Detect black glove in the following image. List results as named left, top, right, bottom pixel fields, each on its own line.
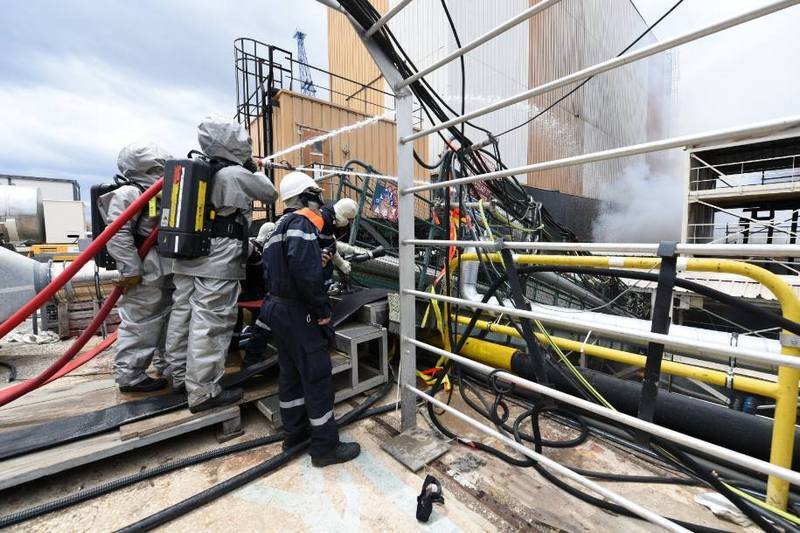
left=416, top=475, right=444, bottom=522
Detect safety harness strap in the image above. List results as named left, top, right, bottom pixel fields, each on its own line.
left=210, top=214, right=246, bottom=241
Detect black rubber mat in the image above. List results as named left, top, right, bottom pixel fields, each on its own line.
left=331, top=289, right=390, bottom=328
left=0, top=393, right=186, bottom=461
left=0, top=359, right=278, bottom=462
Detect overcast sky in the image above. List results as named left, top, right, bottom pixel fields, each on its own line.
left=633, top=0, right=800, bottom=133
left=0, top=0, right=328, bottom=197
left=0, top=0, right=798, bottom=203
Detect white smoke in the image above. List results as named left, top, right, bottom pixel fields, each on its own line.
left=592, top=160, right=683, bottom=243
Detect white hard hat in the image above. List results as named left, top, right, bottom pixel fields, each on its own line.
left=279, top=171, right=322, bottom=202
left=333, top=198, right=358, bottom=227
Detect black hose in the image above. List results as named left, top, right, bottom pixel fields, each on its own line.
left=654, top=441, right=780, bottom=533
left=0, top=395, right=397, bottom=530
left=511, top=403, right=727, bottom=533
left=115, top=382, right=393, bottom=532
left=0, top=361, right=16, bottom=382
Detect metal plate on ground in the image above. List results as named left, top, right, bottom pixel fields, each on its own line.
left=382, top=426, right=451, bottom=472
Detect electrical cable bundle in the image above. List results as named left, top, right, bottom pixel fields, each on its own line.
left=337, top=0, right=660, bottom=317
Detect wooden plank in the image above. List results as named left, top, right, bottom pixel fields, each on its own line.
left=119, top=407, right=217, bottom=441
left=0, top=406, right=240, bottom=491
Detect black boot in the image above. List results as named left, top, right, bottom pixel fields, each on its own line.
left=171, top=382, right=186, bottom=394
left=311, top=441, right=361, bottom=467
left=119, top=376, right=168, bottom=393
left=282, top=430, right=311, bottom=452
left=189, top=388, right=243, bottom=413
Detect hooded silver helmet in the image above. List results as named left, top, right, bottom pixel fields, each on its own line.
left=116, top=142, right=171, bottom=188
left=197, top=116, right=253, bottom=165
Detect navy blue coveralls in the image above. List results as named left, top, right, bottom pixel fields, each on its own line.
left=260, top=209, right=339, bottom=456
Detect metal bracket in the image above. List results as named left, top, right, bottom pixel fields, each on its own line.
left=637, top=241, right=679, bottom=435
left=780, top=332, right=800, bottom=348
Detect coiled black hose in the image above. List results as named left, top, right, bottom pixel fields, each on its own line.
left=115, top=382, right=393, bottom=532
left=0, top=397, right=397, bottom=529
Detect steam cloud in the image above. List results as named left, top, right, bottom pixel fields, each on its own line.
left=592, top=160, right=682, bottom=243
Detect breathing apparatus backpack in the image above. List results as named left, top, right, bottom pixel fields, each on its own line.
left=157, top=150, right=242, bottom=259
left=90, top=175, right=149, bottom=270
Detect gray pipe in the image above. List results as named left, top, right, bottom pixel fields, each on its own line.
left=0, top=247, right=117, bottom=323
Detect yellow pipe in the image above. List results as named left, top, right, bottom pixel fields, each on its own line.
left=424, top=333, right=516, bottom=371
left=454, top=316, right=779, bottom=399
left=449, top=252, right=800, bottom=509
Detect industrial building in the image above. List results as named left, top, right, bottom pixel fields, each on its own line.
left=328, top=0, right=676, bottom=199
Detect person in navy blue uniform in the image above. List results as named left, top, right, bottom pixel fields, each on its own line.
left=260, top=171, right=360, bottom=467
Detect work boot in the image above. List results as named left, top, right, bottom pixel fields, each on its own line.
left=189, top=388, right=243, bottom=413
left=282, top=430, right=311, bottom=452
left=119, top=376, right=168, bottom=393
left=311, top=441, right=361, bottom=467
left=171, top=382, right=186, bottom=395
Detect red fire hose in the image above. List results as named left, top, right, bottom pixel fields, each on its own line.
left=46, top=331, right=118, bottom=383
left=0, top=184, right=162, bottom=406
left=0, top=178, right=163, bottom=341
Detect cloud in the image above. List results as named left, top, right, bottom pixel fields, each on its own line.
left=0, top=0, right=328, bottom=198
left=0, top=54, right=224, bottom=177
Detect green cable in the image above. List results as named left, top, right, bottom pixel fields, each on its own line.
left=533, top=319, right=616, bottom=411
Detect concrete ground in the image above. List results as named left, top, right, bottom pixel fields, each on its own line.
left=0, top=336, right=757, bottom=532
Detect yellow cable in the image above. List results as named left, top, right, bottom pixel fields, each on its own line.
left=723, top=482, right=800, bottom=526
left=477, top=200, right=493, bottom=239
left=429, top=289, right=451, bottom=352
left=533, top=319, right=616, bottom=411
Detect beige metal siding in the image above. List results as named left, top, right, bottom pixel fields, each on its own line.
left=328, top=0, right=389, bottom=115
left=267, top=90, right=429, bottom=213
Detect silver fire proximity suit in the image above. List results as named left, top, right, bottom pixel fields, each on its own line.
left=165, top=117, right=277, bottom=407
left=98, top=143, right=173, bottom=387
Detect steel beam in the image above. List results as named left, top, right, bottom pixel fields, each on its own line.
left=364, top=0, right=415, bottom=39
left=407, top=289, right=800, bottom=369
left=402, top=239, right=800, bottom=258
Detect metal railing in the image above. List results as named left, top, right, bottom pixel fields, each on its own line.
left=688, top=221, right=800, bottom=245
left=326, top=0, right=800, bottom=520
left=234, top=37, right=422, bottom=161
left=690, top=153, right=800, bottom=192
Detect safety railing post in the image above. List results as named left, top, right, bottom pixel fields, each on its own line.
left=396, top=90, right=417, bottom=430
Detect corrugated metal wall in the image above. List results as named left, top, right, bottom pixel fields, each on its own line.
left=527, top=0, right=666, bottom=197
left=267, top=90, right=430, bottom=213
left=388, top=0, right=530, bottom=171
left=328, top=0, right=389, bottom=115
left=326, top=0, right=672, bottom=200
